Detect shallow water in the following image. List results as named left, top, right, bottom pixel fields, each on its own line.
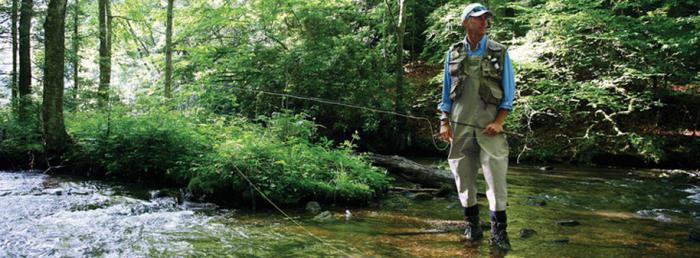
left=1, top=166, right=698, bottom=257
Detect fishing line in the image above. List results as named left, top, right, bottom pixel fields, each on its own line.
left=230, top=163, right=355, bottom=257
left=216, top=79, right=522, bottom=152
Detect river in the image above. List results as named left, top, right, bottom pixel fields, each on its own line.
left=1, top=166, right=698, bottom=257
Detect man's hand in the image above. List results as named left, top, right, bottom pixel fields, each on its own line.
left=482, top=122, right=503, bottom=136
left=439, top=121, right=453, bottom=143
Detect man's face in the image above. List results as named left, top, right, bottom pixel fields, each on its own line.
left=463, top=14, right=488, bottom=36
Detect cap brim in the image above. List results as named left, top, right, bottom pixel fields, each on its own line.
left=469, top=10, right=492, bottom=17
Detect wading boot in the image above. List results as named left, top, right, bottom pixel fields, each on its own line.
left=489, top=222, right=511, bottom=250
left=464, top=216, right=483, bottom=242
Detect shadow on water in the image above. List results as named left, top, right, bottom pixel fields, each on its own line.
left=1, top=165, right=699, bottom=257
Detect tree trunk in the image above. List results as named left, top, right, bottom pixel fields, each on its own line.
left=98, top=0, right=111, bottom=108
left=396, top=0, right=406, bottom=93
left=365, top=153, right=454, bottom=188
left=72, top=0, right=80, bottom=101
left=164, top=0, right=174, bottom=98
left=43, top=0, right=70, bottom=158
left=11, top=0, right=18, bottom=113
left=18, top=0, right=33, bottom=120
left=394, top=0, right=408, bottom=150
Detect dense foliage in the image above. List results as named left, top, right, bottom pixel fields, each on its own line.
left=62, top=104, right=389, bottom=205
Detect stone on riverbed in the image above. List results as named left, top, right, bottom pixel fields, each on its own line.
left=689, top=228, right=700, bottom=242
left=305, top=201, right=321, bottom=214
left=555, top=220, right=580, bottom=226
left=519, top=228, right=537, bottom=239
left=313, top=211, right=333, bottom=222
left=526, top=196, right=547, bottom=206
left=149, top=190, right=169, bottom=199
left=405, top=192, right=433, bottom=201
left=548, top=238, right=570, bottom=244
left=654, top=214, right=672, bottom=223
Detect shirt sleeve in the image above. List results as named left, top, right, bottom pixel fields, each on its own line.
left=497, top=51, right=515, bottom=111
left=437, top=51, right=453, bottom=113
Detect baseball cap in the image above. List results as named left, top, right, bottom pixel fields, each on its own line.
left=460, top=3, right=493, bottom=22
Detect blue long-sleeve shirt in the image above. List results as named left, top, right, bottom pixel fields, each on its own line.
left=437, top=36, right=515, bottom=113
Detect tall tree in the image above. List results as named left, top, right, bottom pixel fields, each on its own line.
left=98, top=0, right=111, bottom=108
left=42, top=0, right=70, bottom=158
left=71, top=0, right=80, bottom=101
left=164, top=0, right=174, bottom=98
left=11, top=0, right=18, bottom=112
left=18, top=0, right=32, bottom=120
left=395, top=0, right=406, bottom=106
left=395, top=0, right=408, bottom=150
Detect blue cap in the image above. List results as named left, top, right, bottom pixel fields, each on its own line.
left=460, top=3, right=493, bottom=22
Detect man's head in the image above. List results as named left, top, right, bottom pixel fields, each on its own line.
left=460, top=3, right=493, bottom=39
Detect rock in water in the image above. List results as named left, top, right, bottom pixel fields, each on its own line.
left=548, top=238, right=570, bottom=244
left=655, top=214, right=672, bottom=223
left=689, top=228, right=700, bottom=242
left=149, top=190, right=169, bottom=199
left=555, top=220, right=580, bottom=226
left=313, top=211, right=333, bottom=222
left=305, top=201, right=321, bottom=214
left=519, top=228, right=537, bottom=239
left=406, top=192, right=433, bottom=201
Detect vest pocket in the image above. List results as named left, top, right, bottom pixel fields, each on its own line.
left=449, top=75, right=463, bottom=100
left=481, top=61, right=501, bottom=81
left=479, top=81, right=503, bottom=106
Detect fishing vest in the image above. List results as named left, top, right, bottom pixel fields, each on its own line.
left=447, top=39, right=507, bottom=105
left=447, top=39, right=510, bottom=158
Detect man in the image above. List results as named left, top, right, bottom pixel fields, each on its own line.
left=437, top=3, right=515, bottom=250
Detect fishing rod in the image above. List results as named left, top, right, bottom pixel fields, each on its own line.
left=214, top=79, right=523, bottom=150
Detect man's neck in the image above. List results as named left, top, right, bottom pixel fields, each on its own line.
left=466, top=33, right=484, bottom=51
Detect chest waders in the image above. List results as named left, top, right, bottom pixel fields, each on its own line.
left=446, top=40, right=509, bottom=212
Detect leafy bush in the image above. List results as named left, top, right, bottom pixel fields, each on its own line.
left=0, top=106, right=44, bottom=168
left=65, top=106, right=210, bottom=184
left=188, top=112, right=390, bottom=205
left=64, top=106, right=390, bottom=205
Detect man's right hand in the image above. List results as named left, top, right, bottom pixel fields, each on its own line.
left=439, top=121, right=452, bottom=143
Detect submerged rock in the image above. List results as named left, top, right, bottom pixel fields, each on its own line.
left=305, top=201, right=321, bottom=214
left=406, top=192, right=433, bottom=201
left=654, top=214, right=672, bottom=223
left=381, top=195, right=411, bottom=211
left=690, top=228, right=700, bottom=242
left=548, top=238, right=570, bottom=244
left=45, top=189, right=63, bottom=196
left=446, top=202, right=461, bottom=209
left=313, top=211, right=333, bottom=222
left=526, top=197, right=547, bottom=206
left=555, top=220, right=580, bottom=226
left=518, top=228, right=537, bottom=239
left=149, top=190, right=169, bottom=199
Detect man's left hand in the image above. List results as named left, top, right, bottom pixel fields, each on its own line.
left=482, top=122, right=503, bottom=136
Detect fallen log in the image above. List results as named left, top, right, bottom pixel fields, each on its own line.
left=388, top=187, right=440, bottom=193
left=365, top=153, right=454, bottom=188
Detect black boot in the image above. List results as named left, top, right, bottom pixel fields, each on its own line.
left=464, top=215, right=483, bottom=241
left=489, top=221, right=511, bottom=250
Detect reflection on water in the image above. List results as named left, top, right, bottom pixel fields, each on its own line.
left=1, top=165, right=699, bottom=257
